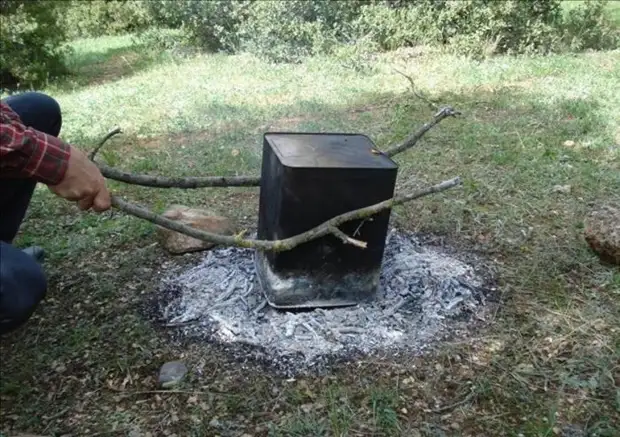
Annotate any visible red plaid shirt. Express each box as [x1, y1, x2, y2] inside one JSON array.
[[0, 101, 70, 185]]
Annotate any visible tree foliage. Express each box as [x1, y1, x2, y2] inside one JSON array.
[[1, 0, 618, 89], [0, 0, 70, 89]]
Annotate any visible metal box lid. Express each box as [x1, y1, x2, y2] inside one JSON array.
[[264, 132, 398, 169]]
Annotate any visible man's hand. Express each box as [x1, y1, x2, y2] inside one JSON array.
[[48, 146, 112, 212]]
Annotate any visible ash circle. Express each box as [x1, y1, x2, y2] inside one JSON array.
[[154, 229, 490, 375]]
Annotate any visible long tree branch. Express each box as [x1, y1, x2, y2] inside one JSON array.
[[98, 163, 261, 188], [110, 177, 461, 252], [92, 106, 459, 189], [383, 106, 460, 158]]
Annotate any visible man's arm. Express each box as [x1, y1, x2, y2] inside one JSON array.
[[0, 102, 111, 212], [0, 101, 70, 185]]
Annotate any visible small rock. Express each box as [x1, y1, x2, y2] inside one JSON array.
[[560, 424, 585, 437], [563, 140, 576, 148], [552, 184, 572, 194], [157, 205, 236, 254], [158, 361, 188, 388], [209, 418, 221, 428], [584, 203, 620, 265]]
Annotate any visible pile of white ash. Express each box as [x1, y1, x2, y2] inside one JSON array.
[[155, 229, 491, 375]]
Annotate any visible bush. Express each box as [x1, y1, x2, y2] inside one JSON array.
[[0, 0, 70, 89], [352, 0, 564, 58], [137, 0, 619, 62], [62, 0, 150, 39], [143, 0, 252, 53], [237, 1, 329, 63], [331, 35, 380, 74], [351, 3, 437, 51], [237, 0, 371, 63], [134, 27, 196, 58], [559, 0, 619, 52], [140, 0, 369, 63]]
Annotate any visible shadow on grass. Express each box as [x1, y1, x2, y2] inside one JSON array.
[[1, 82, 618, 436]]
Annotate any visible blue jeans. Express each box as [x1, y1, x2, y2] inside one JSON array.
[[0, 92, 62, 335]]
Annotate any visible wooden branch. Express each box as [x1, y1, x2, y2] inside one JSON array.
[[329, 226, 368, 249], [90, 128, 261, 188], [392, 68, 438, 110], [383, 106, 460, 158], [110, 177, 461, 252], [98, 163, 261, 188], [89, 127, 122, 160], [92, 101, 459, 189]]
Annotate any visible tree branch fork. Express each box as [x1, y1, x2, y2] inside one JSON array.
[[92, 106, 462, 252]]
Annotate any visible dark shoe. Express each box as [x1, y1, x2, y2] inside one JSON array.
[[22, 246, 45, 263]]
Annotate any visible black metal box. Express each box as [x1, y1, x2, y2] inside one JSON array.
[[255, 132, 398, 308]]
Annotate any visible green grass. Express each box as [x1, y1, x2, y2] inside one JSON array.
[[1, 34, 619, 436]]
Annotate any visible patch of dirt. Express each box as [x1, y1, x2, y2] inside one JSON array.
[[79, 51, 146, 85]]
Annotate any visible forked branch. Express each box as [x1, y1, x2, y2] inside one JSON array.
[[383, 106, 460, 157], [90, 102, 462, 251], [110, 177, 461, 252], [91, 105, 459, 189]]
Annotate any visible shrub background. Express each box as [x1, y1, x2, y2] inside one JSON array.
[[1, 0, 618, 88]]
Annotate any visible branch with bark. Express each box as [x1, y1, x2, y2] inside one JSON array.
[[93, 106, 459, 189], [110, 177, 461, 252], [383, 106, 460, 157], [91, 104, 462, 252]]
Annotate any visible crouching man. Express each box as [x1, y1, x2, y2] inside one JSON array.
[[1, 92, 111, 335]]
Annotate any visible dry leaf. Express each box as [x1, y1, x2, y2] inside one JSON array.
[[552, 184, 572, 194]]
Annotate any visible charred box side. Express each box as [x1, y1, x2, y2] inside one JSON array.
[[255, 132, 398, 309]]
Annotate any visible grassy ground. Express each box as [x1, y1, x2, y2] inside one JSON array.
[[1, 34, 619, 437]]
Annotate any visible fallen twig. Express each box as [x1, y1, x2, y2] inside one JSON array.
[[392, 68, 438, 110], [110, 177, 461, 252], [163, 318, 199, 328], [432, 390, 476, 413], [89, 428, 132, 437]]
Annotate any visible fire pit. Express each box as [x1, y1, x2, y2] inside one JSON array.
[[154, 127, 490, 372], [255, 132, 398, 309], [101, 107, 482, 374], [156, 229, 490, 376]]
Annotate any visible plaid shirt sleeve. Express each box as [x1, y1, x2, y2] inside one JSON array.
[[0, 101, 71, 185]]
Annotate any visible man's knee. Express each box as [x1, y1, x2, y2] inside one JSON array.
[[0, 242, 47, 334], [1, 91, 62, 137]]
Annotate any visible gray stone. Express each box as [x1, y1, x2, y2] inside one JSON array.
[[158, 361, 188, 388], [561, 424, 585, 437]]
